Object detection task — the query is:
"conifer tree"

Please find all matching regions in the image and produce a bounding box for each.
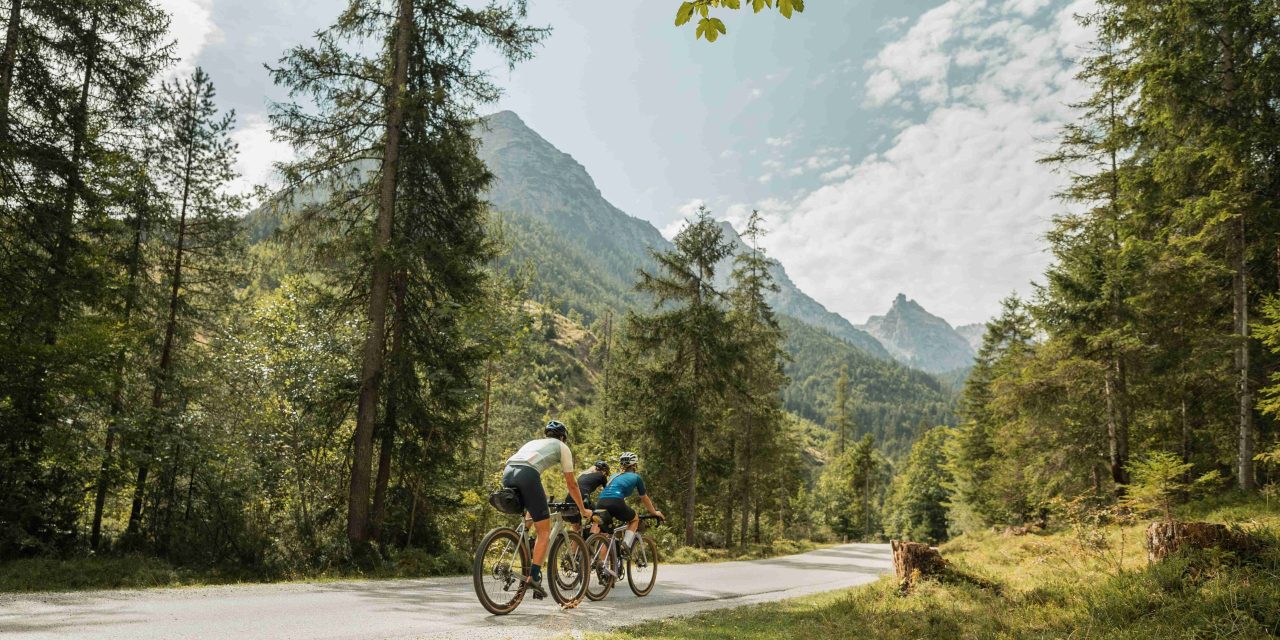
[726,211,788,546]
[620,205,737,545]
[269,0,544,551]
[125,68,243,541]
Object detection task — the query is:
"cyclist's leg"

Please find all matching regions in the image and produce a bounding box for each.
[531,518,551,566]
[506,465,550,580]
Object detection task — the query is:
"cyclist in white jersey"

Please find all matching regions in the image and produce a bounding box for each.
[501,420,592,599]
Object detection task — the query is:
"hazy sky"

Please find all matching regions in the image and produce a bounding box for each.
[159,0,1095,326]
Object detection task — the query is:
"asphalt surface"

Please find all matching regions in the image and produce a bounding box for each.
[0,543,892,640]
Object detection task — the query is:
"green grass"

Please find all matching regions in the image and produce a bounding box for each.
[0,547,472,593]
[665,539,825,564]
[593,496,1280,639]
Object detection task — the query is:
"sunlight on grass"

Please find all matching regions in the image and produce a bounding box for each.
[592,496,1280,640]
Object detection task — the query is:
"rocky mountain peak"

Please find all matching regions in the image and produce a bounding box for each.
[858,295,975,373]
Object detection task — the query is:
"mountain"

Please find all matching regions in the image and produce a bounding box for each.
[713,221,889,358]
[474,111,889,359]
[858,294,976,373]
[955,323,986,353]
[780,316,956,456]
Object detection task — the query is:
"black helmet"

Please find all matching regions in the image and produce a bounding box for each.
[593,460,610,475]
[544,420,568,441]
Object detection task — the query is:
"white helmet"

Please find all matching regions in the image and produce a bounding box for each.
[619,452,638,466]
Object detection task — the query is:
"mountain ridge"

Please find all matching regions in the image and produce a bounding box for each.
[476,110,890,359]
[858,293,976,373]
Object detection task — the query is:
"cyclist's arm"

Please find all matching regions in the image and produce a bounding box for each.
[565,472,588,513]
[640,495,663,519]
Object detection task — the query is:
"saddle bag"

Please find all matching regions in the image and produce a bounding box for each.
[488,487,523,515]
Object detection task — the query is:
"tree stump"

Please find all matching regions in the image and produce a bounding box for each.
[891,540,946,591]
[1145,521,1260,563]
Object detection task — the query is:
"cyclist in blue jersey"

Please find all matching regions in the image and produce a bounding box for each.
[594,452,662,577]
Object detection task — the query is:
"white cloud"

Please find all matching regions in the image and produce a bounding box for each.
[228,113,293,200]
[156,0,221,78]
[660,218,688,240]
[861,0,994,107]
[763,0,1095,326]
[764,134,794,148]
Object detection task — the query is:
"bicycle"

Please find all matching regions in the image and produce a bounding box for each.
[583,513,661,600]
[472,501,590,614]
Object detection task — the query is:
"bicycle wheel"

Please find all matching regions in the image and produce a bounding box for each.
[583,532,616,601]
[473,526,529,615]
[548,531,589,606]
[627,535,658,596]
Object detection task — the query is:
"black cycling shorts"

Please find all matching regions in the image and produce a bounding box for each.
[502,465,548,522]
[598,497,636,523]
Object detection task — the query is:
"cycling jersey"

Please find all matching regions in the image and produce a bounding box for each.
[506,437,574,474]
[575,470,608,498]
[598,471,646,500]
[563,470,608,524]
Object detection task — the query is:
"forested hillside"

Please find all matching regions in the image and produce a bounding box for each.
[886,0,1280,546]
[475,111,891,359]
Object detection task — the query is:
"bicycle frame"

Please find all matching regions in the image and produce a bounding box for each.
[594,519,650,575]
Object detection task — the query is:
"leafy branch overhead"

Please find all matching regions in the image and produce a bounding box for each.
[674,0,805,43]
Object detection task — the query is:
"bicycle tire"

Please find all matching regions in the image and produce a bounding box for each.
[583,532,616,601]
[548,531,589,606]
[473,526,529,615]
[627,536,658,596]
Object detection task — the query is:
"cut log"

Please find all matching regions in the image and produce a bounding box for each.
[891,540,947,589]
[1145,521,1261,563]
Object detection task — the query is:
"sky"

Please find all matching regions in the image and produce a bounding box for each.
[158,0,1096,327]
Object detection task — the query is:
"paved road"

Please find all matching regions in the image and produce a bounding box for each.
[0,543,891,640]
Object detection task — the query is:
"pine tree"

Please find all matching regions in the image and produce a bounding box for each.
[124,68,243,543]
[1039,10,1141,490]
[726,211,788,547]
[620,205,737,545]
[0,0,169,556]
[268,0,544,552]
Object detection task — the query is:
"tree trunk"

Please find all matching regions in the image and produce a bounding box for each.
[1145,521,1259,563]
[349,0,411,549]
[891,540,946,591]
[0,0,20,140]
[371,274,407,545]
[1234,215,1255,492]
[471,362,493,548]
[683,424,698,546]
[738,446,750,547]
[1103,358,1129,489]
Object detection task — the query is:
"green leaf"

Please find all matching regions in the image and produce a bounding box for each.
[703,17,725,42]
[752,0,768,13]
[695,19,706,40]
[675,2,695,26]
[779,0,793,19]
[792,0,804,13]
[723,0,741,9]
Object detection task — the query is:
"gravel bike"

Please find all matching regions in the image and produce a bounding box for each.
[472,501,589,614]
[583,513,661,600]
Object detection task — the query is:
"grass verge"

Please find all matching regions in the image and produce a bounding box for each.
[593,496,1280,639]
[0,536,822,592]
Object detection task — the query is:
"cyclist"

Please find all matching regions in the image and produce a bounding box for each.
[595,452,663,578]
[563,460,610,534]
[502,420,593,599]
